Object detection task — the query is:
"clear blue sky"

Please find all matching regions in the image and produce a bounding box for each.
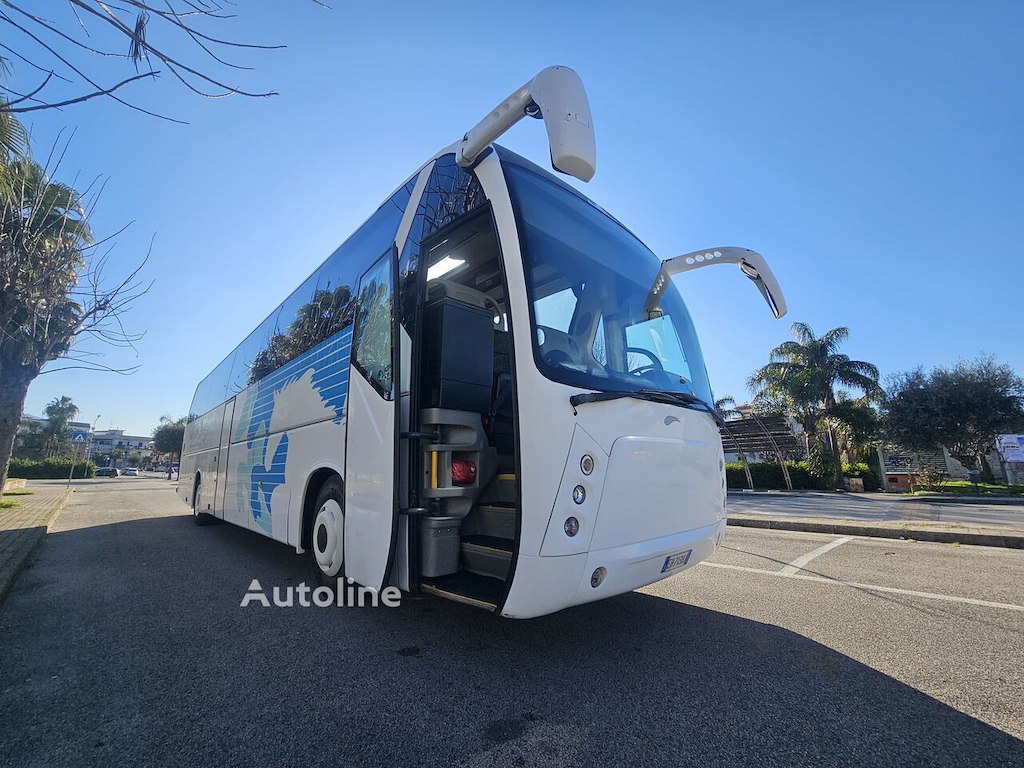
[16,0,1024,435]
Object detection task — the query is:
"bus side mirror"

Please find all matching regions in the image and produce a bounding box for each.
[646,247,787,319]
[456,65,596,183]
[528,67,596,182]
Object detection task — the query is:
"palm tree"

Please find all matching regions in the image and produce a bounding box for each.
[1,77,30,196]
[748,323,880,442]
[42,396,80,458]
[715,395,756,489]
[714,396,742,421]
[748,323,881,487]
[0,156,93,496]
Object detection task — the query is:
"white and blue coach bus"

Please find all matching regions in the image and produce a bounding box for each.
[178,66,787,618]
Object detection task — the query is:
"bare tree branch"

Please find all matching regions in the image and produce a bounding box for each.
[0,1,319,117]
[0,43,74,82]
[0,8,182,122]
[1,71,56,107]
[5,71,158,113]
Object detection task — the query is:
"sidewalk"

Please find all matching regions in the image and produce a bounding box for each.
[727,513,1024,549]
[728,489,1024,505]
[0,483,73,602]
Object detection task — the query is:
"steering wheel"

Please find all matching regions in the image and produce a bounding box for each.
[626,347,663,376]
[543,336,584,369]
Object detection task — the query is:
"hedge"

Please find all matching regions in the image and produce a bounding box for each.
[726,462,828,490]
[726,461,881,491]
[7,458,96,479]
[843,462,881,492]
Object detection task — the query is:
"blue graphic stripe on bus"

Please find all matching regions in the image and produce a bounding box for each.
[235,327,354,443]
[250,434,288,533]
[309,369,349,389]
[233,326,354,530]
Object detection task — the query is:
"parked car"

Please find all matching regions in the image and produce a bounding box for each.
[124,467,139,477]
[95,467,118,478]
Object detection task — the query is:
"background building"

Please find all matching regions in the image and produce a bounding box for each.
[89,429,153,466]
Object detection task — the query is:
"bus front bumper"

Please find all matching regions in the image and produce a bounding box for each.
[500,518,725,619]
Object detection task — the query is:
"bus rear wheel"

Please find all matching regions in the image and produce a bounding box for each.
[311,478,345,583]
[192,477,217,526]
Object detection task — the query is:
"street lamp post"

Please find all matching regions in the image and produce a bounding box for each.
[85,414,100,465]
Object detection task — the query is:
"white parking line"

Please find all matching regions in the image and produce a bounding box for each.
[779,536,852,576]
[699,562,1024,613]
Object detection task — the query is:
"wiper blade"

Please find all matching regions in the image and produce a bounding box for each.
[569,390,724,426]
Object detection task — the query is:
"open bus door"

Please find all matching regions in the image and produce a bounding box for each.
[344,246,401,590]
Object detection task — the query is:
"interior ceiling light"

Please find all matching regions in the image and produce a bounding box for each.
[427,256,466,282]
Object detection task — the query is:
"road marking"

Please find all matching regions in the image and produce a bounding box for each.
[779,536,852,576]
[699,562,1024,613]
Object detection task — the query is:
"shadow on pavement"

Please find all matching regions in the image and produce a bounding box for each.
[1,513,1021,768]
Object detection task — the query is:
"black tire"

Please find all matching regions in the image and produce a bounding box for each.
[309,477,345,585]
[192,476,218,526]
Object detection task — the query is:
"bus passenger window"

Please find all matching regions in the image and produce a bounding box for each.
[353,253,395,399]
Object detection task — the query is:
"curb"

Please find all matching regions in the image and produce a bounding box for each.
[0,488,73,605]
[726,515,1024,549]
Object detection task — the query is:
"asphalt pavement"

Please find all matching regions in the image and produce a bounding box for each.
[0,479,1022,767]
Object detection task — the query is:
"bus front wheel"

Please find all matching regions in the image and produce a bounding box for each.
[311,479,345,582]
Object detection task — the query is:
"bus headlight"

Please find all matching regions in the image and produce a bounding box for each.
[564,516,579,536]
[580,455,594,475]
[591,567,606,588]
[572,485,586,504]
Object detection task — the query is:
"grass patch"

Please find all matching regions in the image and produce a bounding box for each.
[2,489,34,496]
[0,499,18,509]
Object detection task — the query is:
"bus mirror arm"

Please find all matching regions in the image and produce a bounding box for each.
[456,65,596,183]
[644,247,788,320]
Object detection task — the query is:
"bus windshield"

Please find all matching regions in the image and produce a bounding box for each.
[502,155,714,406]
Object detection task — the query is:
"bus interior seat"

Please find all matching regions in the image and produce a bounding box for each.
[427,279,503,326]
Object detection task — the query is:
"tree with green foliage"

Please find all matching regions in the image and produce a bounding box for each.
[152,416,187,480]
[714,396,742,421]
[0,111,145,498]
[748,323,881,486]
[825,395,881,466]
[884,357,1024,482]
[41,395,79,458]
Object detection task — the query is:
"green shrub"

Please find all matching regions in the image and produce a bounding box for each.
[805,441,840,483]
[7,458,95,479]
[726,461,829,491]
[843,462,881,491]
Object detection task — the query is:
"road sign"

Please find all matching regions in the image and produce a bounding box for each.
[71,431,89,444]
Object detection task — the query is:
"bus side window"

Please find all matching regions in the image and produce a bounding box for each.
[353,250,396,400]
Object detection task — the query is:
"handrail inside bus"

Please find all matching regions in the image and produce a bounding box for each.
[456,65,596,183]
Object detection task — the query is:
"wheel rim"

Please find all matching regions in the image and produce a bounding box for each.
[313,499,344,577]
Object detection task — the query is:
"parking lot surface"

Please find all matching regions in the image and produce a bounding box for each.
[0,479,1021,767]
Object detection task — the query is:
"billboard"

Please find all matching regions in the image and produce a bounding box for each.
[996,435,1024,463]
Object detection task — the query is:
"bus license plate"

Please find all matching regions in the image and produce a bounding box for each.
[661,550,692,573]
